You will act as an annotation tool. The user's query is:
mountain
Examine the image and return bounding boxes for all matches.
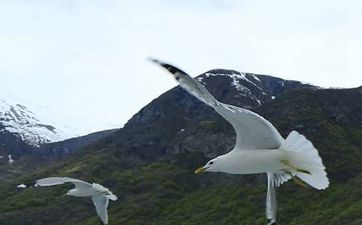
[0,99,78,156]
[0,71,360,225]
[37,128,118,159]
[0,98,116,172]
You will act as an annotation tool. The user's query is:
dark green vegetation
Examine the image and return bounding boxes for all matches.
[0,74,361,225]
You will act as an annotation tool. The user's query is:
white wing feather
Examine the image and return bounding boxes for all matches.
[92,194,109,225]
[216,103,283,149]
[150,58,284,149]
[36,177,92,190]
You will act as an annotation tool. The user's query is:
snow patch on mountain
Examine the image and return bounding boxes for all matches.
[0,99,78,147]
[198,70,265,106]
[203,71,253,89]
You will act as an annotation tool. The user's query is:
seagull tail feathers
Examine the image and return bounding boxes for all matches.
[280,131,329,190]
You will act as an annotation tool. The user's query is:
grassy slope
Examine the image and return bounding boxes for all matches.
[0,88,361,225]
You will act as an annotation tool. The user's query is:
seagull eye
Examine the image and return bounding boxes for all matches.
[209,161,214,165]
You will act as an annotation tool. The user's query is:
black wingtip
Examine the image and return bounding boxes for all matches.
[146,57,160,64]
[147,57,170,68]
[147,57,188,76]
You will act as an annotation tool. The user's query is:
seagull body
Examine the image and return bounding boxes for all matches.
[215,150,286,174]
[17,184,27,188]
[150,58,329,224]
[36,177,117,225]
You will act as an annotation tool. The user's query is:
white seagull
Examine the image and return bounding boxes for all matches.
[8,154,14,164]
[150,58,329,225]
[36,177,117,225]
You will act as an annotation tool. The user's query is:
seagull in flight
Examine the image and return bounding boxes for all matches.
[8,154,14,164]
[150,58,329,225]
[36,177,117,225]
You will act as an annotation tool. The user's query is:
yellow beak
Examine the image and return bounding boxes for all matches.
[194,167,207,174]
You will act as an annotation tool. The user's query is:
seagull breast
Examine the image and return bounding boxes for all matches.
[218,150,286,174]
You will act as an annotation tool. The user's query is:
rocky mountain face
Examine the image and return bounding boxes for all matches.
[0,70,360,225]
[37,128,118,159]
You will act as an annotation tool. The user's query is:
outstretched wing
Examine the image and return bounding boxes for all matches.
[92,194,109,225]
[36,177,92,190]
[150,58,284,150]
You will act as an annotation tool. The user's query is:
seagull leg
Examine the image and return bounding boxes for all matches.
[283,170,310,189]
[280,159,311,175]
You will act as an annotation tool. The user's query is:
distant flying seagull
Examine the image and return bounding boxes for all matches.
[8,154,14,164]
[36,177,117,225]
[150,58,329,225]
[17,184,27,188]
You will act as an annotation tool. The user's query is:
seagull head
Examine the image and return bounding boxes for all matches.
[92,183,118,201]
[194,157,221,174]
[106,192,118,201]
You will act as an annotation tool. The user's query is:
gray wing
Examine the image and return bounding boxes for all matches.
[36,177,92,190]
[92,194,109,225]
[150,58,283,149]
[266,172,277,225]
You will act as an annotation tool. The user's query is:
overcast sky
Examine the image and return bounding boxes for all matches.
[1,0,361,135]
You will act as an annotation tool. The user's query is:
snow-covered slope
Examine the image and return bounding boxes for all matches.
[196,69,312,109]
[198,70,267,106]
[0,99,76,147]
